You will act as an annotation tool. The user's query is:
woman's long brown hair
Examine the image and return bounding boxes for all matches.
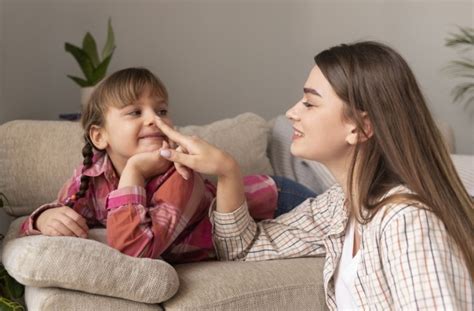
[315,41,473,278]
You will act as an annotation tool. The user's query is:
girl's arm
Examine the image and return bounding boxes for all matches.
[105,168,212,258]
[380,207,472,309]
[20,173,89,237]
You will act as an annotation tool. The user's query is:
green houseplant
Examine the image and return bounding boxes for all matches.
[0,193,25,311]
[65,18,116,109]
[445,26,474,113]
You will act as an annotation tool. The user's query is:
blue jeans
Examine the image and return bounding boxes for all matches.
[271,176,316,217]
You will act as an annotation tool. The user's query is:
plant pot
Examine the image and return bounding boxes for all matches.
[81,86,96,109]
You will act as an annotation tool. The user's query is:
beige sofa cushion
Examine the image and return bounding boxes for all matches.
[0,113,273,217]
[163,258,327,310]
[2,218,179,304]
[22,258,327,311]
[25,287,163,311]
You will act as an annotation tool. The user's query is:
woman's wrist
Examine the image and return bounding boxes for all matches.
[216,156,245,214]
[217,152,240,178]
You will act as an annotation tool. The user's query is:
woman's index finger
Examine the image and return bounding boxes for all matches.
[155,117,189,146]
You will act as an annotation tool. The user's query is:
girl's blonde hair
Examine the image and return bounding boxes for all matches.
[315,41,473,278]
[65,68,168,208]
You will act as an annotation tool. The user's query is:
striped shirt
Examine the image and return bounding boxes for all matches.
[20,152,277,264]
[211,184,473,310]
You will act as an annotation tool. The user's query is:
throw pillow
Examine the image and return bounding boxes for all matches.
[2,218,179,304]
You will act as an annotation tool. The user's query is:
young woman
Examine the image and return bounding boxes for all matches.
[156,41,473,309]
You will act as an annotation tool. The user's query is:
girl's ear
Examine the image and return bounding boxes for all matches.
[345,113,373,145]
[89,125,108,150]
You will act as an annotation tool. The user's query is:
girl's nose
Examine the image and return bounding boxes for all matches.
[144,110,157,126]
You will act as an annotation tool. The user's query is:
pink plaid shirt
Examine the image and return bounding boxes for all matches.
[20,152,277,264]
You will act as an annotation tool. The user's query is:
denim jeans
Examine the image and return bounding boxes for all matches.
[271,176,317,217]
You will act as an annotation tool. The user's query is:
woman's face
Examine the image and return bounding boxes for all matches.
[286,65,355,168]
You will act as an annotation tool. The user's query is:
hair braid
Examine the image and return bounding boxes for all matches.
[65,138,94,208]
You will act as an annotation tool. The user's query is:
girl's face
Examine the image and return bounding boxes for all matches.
[286,65,356,171]
[92,87,173,174]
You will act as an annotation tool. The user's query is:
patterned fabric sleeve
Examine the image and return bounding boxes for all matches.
[106,170,211,259]
[379,207,473,309]
[19,173,81,236]
[211,186,344,261]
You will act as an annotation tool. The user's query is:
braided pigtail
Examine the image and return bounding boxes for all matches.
[65,137,94,208]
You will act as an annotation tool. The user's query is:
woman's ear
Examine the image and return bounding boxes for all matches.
[89,125,108,150]
[345,113,373,145]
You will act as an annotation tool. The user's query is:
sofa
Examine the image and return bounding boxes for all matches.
[0,112,465,310]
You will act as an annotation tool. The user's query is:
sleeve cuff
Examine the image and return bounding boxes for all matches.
[211,201,252,238]
[23,203,62,235]
[106,186,146,211]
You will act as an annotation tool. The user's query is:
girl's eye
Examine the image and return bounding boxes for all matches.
[156,109,168,116]
[128,110,141,116]
[302,101,315,108]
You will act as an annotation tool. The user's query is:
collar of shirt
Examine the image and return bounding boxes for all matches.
[81,151,119,186]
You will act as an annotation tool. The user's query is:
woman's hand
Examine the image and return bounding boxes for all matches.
[36,206,89,238]
[155,117,239,178]
[155,116,245,213]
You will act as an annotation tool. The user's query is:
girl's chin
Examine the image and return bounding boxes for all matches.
[141,145,162,153]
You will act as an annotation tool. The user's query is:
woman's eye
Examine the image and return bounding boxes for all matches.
[302,101,314,108]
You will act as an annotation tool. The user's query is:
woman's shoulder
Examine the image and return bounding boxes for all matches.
[370,185,442,235]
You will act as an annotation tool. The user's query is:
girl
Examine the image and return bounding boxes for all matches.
[155,42,473,309]
[20,67,314,264]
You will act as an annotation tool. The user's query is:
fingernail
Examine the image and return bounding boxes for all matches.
[160,149,171,158]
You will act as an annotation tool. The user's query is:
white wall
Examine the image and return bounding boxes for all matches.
[0,0,472,233]
[1,0,472,153]
[0,0,13,238]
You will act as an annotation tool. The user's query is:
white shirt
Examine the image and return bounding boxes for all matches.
[334,219,360,310]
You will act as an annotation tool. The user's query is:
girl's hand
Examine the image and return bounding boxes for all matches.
[119,141,172,188]
[154,117,239,177]
[36,206,89,238]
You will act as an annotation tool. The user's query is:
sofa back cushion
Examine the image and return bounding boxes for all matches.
[0,113,273,217]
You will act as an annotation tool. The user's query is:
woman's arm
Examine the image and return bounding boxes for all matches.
[379,207,472,309]
[210,186,342,261]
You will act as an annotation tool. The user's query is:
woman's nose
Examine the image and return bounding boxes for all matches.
[286,101,301,121]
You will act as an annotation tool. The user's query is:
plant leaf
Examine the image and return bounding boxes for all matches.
[0,264,24,302]
[91,53,113,85]
[65,43,95,82]
[0,297,25,311]
[451,82,474,104]
[445,26,474,49]
[67,75,94,87]
[82,32,100,67]
[102,18,115,60]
